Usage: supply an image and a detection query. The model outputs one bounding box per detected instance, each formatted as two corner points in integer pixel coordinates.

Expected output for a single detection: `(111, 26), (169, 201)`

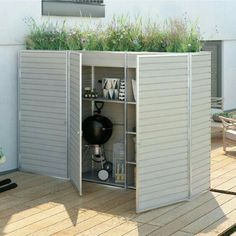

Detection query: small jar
(84, 87), (91, 98)
(90, 89), (98, 99)
(91, 90), (96, 98)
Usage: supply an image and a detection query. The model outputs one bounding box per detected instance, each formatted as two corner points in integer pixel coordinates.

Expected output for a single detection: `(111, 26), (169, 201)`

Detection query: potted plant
(0, 148), (6, 164)
(212, 112), (233, 122)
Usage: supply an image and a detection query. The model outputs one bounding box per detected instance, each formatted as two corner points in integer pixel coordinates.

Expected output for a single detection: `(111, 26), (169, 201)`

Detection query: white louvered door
(191, 53), (211, 196)
(19, 51), (68, 178)
(68, 52), (82, 195)
(136, 55), (190, 212)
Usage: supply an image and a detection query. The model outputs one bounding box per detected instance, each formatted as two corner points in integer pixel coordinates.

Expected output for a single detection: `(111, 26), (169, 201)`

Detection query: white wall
(0, 0), (98, 172)
(222, 41), (236, 110)
(0, 1), (40, 172)
(0, 46), (23, 172)
(1, 0), (236, 172)
(105, 0), (236, 41)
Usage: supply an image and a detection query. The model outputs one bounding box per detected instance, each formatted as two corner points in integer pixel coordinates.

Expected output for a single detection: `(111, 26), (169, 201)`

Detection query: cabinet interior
(81, 66), (136, 189)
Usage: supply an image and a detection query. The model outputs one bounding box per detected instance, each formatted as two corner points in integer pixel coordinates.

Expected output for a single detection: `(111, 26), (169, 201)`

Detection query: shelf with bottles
(82, 85), (136, 104)
(83, 97), (126, 104)
(83, 97), (136, 104)
(112, 142), (126, 185)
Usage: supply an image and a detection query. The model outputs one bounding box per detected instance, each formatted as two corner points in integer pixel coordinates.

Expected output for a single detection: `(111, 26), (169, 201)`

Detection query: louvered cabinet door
(19, 51), (68, 178)
(191, 53), (211, 196)
(68, 52), (82, 195)
(136, 55), (189, 212)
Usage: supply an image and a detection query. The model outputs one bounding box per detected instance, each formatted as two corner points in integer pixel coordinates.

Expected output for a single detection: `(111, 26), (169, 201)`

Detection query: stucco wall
(0, 1), (95, 172)
(0, 46), (23, 172)
(0, 0), (236, 172)
(222, 40), (236, 110)
(105, 0), (236, 41)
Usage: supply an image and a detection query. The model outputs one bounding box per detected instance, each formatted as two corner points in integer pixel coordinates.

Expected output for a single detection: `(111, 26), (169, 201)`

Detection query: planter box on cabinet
(18, 50), (211, 213)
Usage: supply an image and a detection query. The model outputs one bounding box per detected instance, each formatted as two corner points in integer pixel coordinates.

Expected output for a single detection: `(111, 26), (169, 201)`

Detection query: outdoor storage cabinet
(18, 50), (211, 213)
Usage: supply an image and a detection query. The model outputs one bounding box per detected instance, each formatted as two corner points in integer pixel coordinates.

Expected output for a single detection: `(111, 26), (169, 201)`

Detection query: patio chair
(211, 97), (224, 138)
(219, 116), (236, 153)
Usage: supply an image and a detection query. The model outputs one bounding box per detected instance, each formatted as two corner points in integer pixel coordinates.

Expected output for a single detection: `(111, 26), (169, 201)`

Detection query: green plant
(66, 29), (83, 50)
(0, 148), (4, 159)
(212, 112), (233, 122)
(25, 16), (203, 53)
(142, 21), (166, 52)
(25, 18), (69, 50)
(103, 15), (143, 51)
(214, 112), (233, 118)
(163, 18), (202, 52)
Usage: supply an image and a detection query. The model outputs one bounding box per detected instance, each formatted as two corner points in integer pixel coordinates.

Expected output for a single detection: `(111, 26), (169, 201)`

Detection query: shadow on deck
(0, 137), (235, 235)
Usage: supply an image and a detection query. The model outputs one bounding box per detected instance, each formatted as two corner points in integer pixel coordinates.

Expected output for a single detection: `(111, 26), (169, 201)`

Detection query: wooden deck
(0, 137), (236, 236)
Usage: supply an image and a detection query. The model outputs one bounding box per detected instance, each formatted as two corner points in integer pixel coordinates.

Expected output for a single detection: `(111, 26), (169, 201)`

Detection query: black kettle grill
(82, 102), (113, 181)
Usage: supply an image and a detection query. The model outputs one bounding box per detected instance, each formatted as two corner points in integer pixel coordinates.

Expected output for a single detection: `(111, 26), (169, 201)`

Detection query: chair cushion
(226, 129), (236, 141)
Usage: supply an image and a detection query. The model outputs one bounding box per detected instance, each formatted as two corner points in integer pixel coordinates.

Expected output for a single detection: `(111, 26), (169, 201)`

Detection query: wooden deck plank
(148, 193), (235, 236)
(0, 137), (235, 236)
(212, 178), (236, 191)
(0, 182), (74, 219)
(0, 187), (77, 227)
(99, 221), (142, 236)
(0, 178), (65, 211)
(211, 169), (236, 188)
(45, 192), (135, 236)
(124, 223), (159, 236)
(182, 198), (236, 234)
(211, 158), (236, 171)
(195, 210), (236, 236)
(211, 162), (236, 179)
(133, 202), (183, 224)
(76, 216), (129, 236)
(7, 190), (134, 236)
(171, 231), (194, 236)
(1, 187), (116, 235)
(148, 191), (220, 226)
(0, 173), (55, 199)
(148, 180), (235, 227)
(35, 200), (135, 236)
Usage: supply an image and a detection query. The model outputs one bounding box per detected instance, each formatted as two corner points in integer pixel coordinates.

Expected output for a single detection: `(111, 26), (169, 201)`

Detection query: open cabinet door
(69, 52), (82, 195)
(136, 55), (190, 212)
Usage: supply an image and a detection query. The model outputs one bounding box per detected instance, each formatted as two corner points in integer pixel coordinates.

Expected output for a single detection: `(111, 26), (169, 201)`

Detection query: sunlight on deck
(0, 137), (235, 236)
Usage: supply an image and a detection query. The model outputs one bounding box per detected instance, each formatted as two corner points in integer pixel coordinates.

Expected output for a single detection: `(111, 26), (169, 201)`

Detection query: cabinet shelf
(83, 97), (136, 104)
(83, 97), (124, 104)
(126, 161), (136, 165)
(127, 101), (136, 105)
(126, 131), (136, 135)
(127, 185), (136, 190)
(82, 171), (124, 188)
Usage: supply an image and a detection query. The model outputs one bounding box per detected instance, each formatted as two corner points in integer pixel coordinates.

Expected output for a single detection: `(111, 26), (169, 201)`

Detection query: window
(202, 41), (222, 97)
(42, 0), (105, 17)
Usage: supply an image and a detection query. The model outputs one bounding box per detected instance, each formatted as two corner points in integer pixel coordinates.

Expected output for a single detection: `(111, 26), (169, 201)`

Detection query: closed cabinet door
(68, 52), (82, 195)
(19, 51), (68, 178)
(136, 55), (189, 212)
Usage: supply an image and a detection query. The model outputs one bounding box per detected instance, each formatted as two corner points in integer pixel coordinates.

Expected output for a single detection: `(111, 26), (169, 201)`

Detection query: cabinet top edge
(20, 50), (210, 56)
